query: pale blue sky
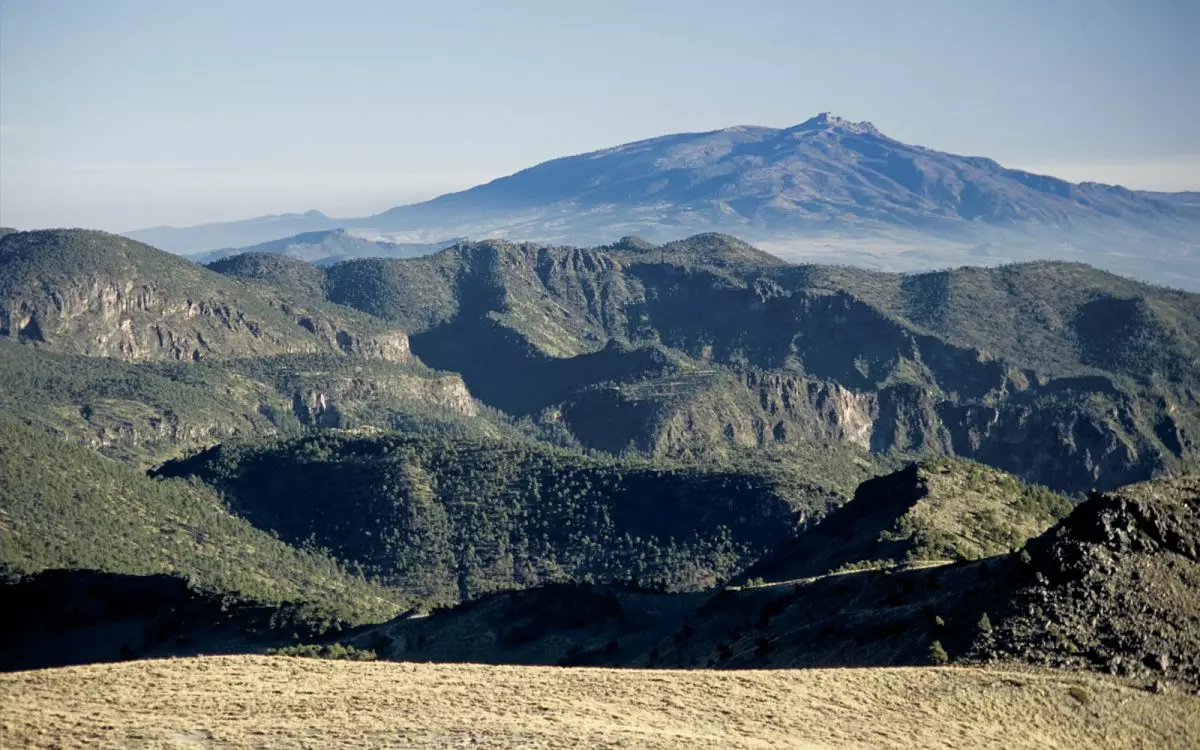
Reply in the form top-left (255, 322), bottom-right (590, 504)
top-left (1, 0), bottom-right (1197, 231)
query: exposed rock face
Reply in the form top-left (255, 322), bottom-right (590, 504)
top-left (346, 331), bottom-right (412, 362)
top-left (309, 236), bottom-right (1196, 494)
top-left (614, 365), bottom-right (1178, 493)
top-left (980, 476), bottom-right (1200, 686)
top-left (294, 317), bottom-right (412, 363)
top-left (291, 374), bottom-right (477, 428)
top-left (0, 230), bottom-right (413, 364)
top-left (73, 401), bottom-right (254, 457)
top-left (10, 230), bottom-right (1199, 496)
top-left (0, 277), bottom-right (414, 363)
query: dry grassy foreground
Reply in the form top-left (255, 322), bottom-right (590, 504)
top-left (2, 656), bottom-right (1198, 749)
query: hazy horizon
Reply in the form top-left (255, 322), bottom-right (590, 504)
top-left (2, 0), bottom-right (1198, 232)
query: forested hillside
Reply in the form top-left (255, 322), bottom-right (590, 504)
top-left (0, 417), bottom-right (403, 625)
top-left (153, 431), bottom-right (859, 604)
top-left (0, 338), bottom-right (478, 465)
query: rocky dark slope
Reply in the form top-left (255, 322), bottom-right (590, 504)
top-left (978, 476), bottom-right (1200, 687)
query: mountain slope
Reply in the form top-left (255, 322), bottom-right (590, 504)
top-left (151, 430), bottom-right (855, 605)
top-left (0, 571), bottom-right (364, 671)
top-left (0, 416), bottom-right (404, 623)
top-left (126, 210), bottom-right (339, 254)
top-left (355, 472), bottom-right (1200, 689)
top-left (366, 114), bottom-right (1186, 236)
top-left (742, 459), bottom-right (1074, 583)
top-left (210, 234), bottom-right (1200, 493)
top-left (979, 475), bottom-right (1200, 687)
top-left (0, 229), bottom-right (411, 362)
top-left (123, 114), bottom-right (1200, 288)
top-left (0, 338), bottom-right (478, 465)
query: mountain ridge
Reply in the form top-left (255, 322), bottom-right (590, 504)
top-left (0, 229), bottom-right (412, 363)
top-left (202, 233), bottom-right (1200, 493)
top-left (189, 229), bottom-right (459, 266)
top-left (121, 113), bottom-right (1200, 289)
top-left (4, 228), bottom-right (1198, 493)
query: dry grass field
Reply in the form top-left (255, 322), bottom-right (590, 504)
top-left (2, 656), bottom-right (1198, 749)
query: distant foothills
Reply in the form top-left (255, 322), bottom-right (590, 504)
top-left (103, 113), bottom-right (1200, 289)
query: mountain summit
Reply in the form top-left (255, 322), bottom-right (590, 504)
top-left (788, 111), bottom-right (881, 136)
top-left (126, 114), bottom-right (1200, 288)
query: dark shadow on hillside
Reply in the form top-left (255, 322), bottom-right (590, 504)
top-left (0, 570), bottom-right (339, 672)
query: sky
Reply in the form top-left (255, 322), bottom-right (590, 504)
top-left (1, 0), bottom-right (1198, 232)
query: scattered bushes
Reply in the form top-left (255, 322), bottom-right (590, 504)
top-left (266, 643), bottom-right (377, 661)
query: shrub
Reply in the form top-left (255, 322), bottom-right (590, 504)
top-left (928, 640), bottom-right (949, 665)
top-left (266, 643), bottom-right (377, 661)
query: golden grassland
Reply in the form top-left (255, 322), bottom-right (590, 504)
top-left (2, 656), bottom-right (1198, 749)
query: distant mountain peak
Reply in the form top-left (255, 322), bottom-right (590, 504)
top-left (789, 112), bottom-right (881, 136)
top-left (123, 115), bottom-right (1200, 290)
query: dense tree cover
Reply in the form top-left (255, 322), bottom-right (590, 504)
top-left (206, 252), bottom-right (330, 299)
top-left (787, 261), bottom-right (1200, 384)
top-left (0, 416), bottom-right (405, 625)
top-left (154, 432), bottom-right (840, 605)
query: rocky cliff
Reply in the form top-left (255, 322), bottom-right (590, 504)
top-left (0, 230), bottom-right (412, 363)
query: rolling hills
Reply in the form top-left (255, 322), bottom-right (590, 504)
top-left (149, 430), bottom-right (859, 603)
